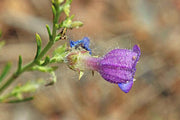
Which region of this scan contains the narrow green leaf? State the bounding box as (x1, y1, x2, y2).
(36, 33, 42, 46)
(15, 93, 23, 100)
(46, 24, 52, 39)
(56, 0, 64, 4)
(59, 0, 64, 4)
(35, 33, 42, 60)
(55, 23, 59, 29)
(55, 35, 61, 41)
(53, 0, 64, 6)
(17, 55, 22, 73)
(58, 15, 75, 29)
(41, 56, 50, 66)
(69, 14, 75, 19)
(12, 81, 42, 94)
(52, 5, 56, 17)
(62, 0, 73, 16)
(71, 21, 83, 29)
(5, 96, 34, 103)
(0, 63, 11, 83)
(63, 4, 70, 16)
(31, 66, 58, 72)
(64, 18, 72, 27)
(0, 79, 44, 103)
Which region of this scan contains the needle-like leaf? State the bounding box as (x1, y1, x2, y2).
(0, 63, 11, 83)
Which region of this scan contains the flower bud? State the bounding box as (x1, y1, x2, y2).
(66, 50, 92, 72)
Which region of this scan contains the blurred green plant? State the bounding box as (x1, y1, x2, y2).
(0, 41, 5, 51)
(0, 30, 2, 37)
(0, 80, 44, 103)
(0, 0, 83, 103)
(0, 30, 5, 50)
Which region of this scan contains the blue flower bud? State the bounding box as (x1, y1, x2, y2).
(70, 37, 92, 54)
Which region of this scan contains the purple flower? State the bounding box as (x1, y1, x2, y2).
(66, 43, 141, 93)
(97, 45, 141, 84)
(85, 45, 140, 93)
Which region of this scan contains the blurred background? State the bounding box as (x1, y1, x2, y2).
(0, 0, 180, 120)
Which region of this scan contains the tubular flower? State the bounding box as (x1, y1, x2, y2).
(67, 38, 141, 93)
(97, 45, 141, 93)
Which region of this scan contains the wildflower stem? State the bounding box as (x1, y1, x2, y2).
(0, 37, 54, 94)
(0, 2, 61, 94)
(0, 61, 34, 94)
(4, 96, 34, 103)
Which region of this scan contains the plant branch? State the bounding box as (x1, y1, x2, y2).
(0, 2, 61, 94)
(0, 0, 83, 103)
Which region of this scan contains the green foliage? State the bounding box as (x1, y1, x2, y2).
(17, 56, 22, 74)
(51, 43, 68, 63)
(7, 97, 34, 103)
(0, 31, 5, 50)
(59, 15, 74, 28)
(0, 30, 2, 37)
(52, 0, 64, 6)
(0, 0, 83, 103)
(63, 4, 70, 16)
(52, 5, 57, 16)
(30, 66, 58, 72)
(41, 56, 51, 66)
(0, 41, 5, 50)
(46, 24, 52, 39)
(0, 63, 11, 83)
(35, 33, 42, 60)
(58, 15, 83, 29)
(63, 0, 72, 16)
(0, 80, 44, 103)
(71, 21, 83, 28)
(12, 81, 42, 94)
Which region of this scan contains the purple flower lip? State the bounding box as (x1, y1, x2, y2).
(84, 45, 141, 93)
(88, 45, 141, 84)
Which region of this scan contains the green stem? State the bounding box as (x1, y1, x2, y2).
(5, 97, 34, 103)
(0, 62, 34, 94)
(36, 41, 54, 60)
(0, 5, 60, 94)
(52, 9, 61, 41)
(0, 43, 54, 94)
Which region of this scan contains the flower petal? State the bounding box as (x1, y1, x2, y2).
(70, 37, 91, 54)
(118, 80, 133, 93)
(133, 45, 141, 62)
(97, 45, 140, 84)
(70, 40, 81, 48)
